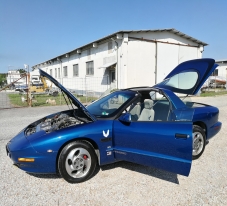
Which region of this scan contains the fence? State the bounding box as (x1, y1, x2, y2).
(0, 75, 112, 109)
(1, 73, 227, 110)
(0, 74, 27, 109)
(51, 75, 111, 106)
(60, 75, 110, 97)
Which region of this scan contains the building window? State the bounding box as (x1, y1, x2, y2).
(213, 69, 218, 76)
(73, 64, 79, 77)
(111, 71, 115, 82)
(50, 69, 52, 76)
(55, 68, 57, 78)
(58, 68, 60, 78)
(108, 41, 112, 53)
(86, 61, 94, 75)
(63, 66, 68, 77)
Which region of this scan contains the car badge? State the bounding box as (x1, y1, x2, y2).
(103, 130, 109, 138)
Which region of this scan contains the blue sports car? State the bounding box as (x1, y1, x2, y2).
(6, 58, 222, 183)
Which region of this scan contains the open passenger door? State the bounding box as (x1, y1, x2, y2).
(113, 107, 194, 176)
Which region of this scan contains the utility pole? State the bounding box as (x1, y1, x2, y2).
(24, 64, 32, 107)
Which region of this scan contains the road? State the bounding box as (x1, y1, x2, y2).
(0, 91, 11, 109)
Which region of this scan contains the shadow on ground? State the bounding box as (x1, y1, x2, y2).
(28, 165, 101, 182)
(101, 161, 179, 184)
(28, 173, 61, 180)
(28, 161, 179, 184)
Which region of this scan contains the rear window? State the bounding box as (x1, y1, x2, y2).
(164, 71, 198, 90)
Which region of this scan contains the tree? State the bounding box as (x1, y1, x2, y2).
(17, 68, 27, 73)
(0, 73, 7, 87)
(17, 68, 27, 77)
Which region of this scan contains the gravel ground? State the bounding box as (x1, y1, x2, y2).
(0, 96, 227, 206)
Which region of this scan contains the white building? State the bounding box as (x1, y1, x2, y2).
(215, 59, 227, 79)
(7, 70, 26, 86)
(32, 29, 207, 96)
(30, 69, 42, 84)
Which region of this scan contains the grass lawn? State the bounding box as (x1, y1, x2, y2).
(8, 93, 98, 107)
(200, 90, 227, 97)
(8, 90, 227, 108)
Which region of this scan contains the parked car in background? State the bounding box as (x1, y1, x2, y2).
(15, 84, 28, 92)
(6, 58, 221, 183)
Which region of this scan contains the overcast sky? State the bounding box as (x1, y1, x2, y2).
(1, 0, 227, 73)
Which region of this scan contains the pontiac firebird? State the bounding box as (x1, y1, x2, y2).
(6, 58, 222, 183)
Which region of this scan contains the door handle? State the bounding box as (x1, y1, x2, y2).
(175, 133, 189, 139)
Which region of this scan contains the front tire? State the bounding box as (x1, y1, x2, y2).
(58, 141, 97, 183)
(192, 125, 206, 160)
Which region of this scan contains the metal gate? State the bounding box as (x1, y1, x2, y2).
(0, 74, 28, 109)
(0, 75, 111, 109)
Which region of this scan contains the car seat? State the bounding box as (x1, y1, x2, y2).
(129, 103, 141, 121)
(138, 99, 154, 121)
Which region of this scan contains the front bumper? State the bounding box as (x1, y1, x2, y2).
(6, 130, 57, 174)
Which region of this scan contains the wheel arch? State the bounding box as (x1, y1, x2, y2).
(193, 121, 207, 139)
(55, 137, 100, 173)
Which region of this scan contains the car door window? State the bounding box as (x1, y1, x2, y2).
(126, 91, 172, 122)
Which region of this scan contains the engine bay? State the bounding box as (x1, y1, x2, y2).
(25, 111, 85, 136)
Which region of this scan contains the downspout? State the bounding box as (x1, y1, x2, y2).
(155, 41, 158, 84)
(111, 38, 118, 89)
(57, 58, 62, 84)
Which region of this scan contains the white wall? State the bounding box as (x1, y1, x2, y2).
(39, 40, 118, 94)
(156, 43, 179, 83)
(157, 43, 199, 83)
(127, 40, 156, 87)
(178, 45, 199, 63)
(216, 63, 227, 79)
(41, 41, 117, 78)
(126, 31, 201, 86)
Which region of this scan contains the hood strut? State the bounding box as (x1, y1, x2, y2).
(61, 89, 89, 123)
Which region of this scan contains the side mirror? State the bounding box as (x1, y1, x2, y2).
(119, 113, 131, 124)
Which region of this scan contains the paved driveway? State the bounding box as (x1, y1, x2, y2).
(0, 91, 11, 109)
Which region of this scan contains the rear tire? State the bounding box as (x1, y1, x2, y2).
(192, 125, 206, 160)
(58, 141, 97, 183)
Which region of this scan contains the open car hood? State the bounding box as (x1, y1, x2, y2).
(153, 58, 218, 95)
(39, 69, 96, 122)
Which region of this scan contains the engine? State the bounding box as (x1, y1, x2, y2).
(25, 112, 83, 136)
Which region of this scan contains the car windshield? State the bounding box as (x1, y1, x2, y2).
(86, 90, 136, 118)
